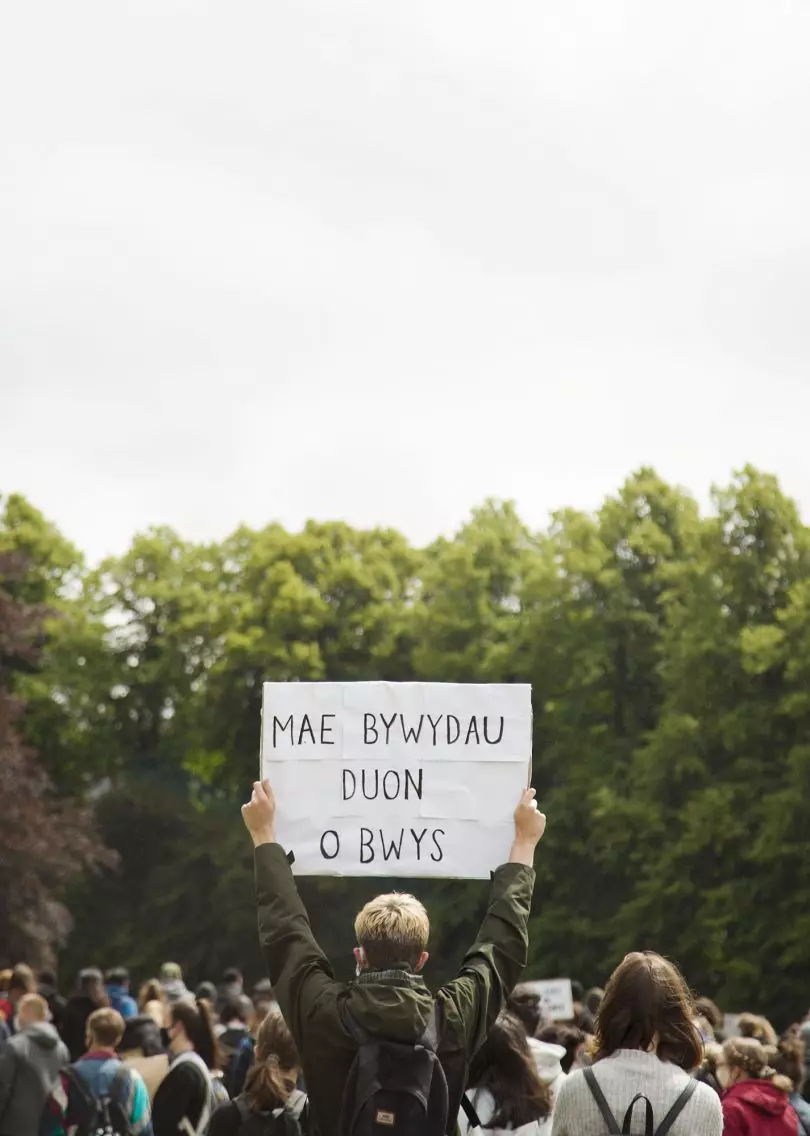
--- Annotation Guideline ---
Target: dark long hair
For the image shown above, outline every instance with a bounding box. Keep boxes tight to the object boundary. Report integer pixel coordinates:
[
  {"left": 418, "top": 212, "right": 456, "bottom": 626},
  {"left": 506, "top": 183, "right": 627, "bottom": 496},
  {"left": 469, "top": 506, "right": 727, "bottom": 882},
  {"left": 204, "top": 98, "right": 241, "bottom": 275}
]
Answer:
[
  {"left": 245, "top": 1012, "right": 301, "bottom": 1113},
  {"left": 170, "top": 1000, "right": 220, "bottom": 1071},
  {"left": 468, "top": 1013, "right": 551, "bottom": 1130},
  {"left": 594, "top": 952, "right": 702, "bottom": 1071},
  {"left": 76, "top": 968, "right": 108, "bottom": 1009}
]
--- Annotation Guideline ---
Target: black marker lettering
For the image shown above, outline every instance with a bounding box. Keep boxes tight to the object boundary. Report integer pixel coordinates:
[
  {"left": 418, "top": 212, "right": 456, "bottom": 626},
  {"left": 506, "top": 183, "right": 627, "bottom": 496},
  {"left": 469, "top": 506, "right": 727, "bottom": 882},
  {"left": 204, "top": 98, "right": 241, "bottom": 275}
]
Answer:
[
  {"left": 272, "top": 715, "right": 294, "bottom": 747},
  {"left": 383, "top": 770, "right": 401, "bottom": 799},
  {"left": 400, "top": 714, "right": 424, "bottom": 743},
  {"left": 320, "top": 830, "right": 340, "bottom": 859},
  {"left": 342, "top": 769, "right": 356, "bottom": 800},
  {"left": 298, "top": 713, "right": 316, "bottom": 745},
  {"left": 404, "top": 768, "right": 423, "bottom": 800},
  {"left": 361, "top": 768, "right": 379, "bottom": 800},
  {"left": 410, "top": 827, "right": 428, "bottom": 859},
  {"left": 427, "top": 714, "right": 443, "bottom": 745},
  {"left": 446, "top": 715, "right": 460, "bottom": 744},
  {"left": 483, "top": 715, "right": 504, "bottom": 745},
  {"left": 465, "top": 716, "right": 480, "bottom": 744},
  {"left": 360, "top": 827, "right": 375, "bottom": 863},
  {"left": 380, "top": 828, "right": 404, "bottom": 861},
  {"left": 430, "top": 828, "right": 445, "bottom": 861},
  {"left": 321, "top": 713, "right": 336, "bottom": 744},
  {"left": 380, "top": 713, "right": 397, "bottom": 744},
  {"left": 364, "top": 713, "right": 378, "bottom": 744}
]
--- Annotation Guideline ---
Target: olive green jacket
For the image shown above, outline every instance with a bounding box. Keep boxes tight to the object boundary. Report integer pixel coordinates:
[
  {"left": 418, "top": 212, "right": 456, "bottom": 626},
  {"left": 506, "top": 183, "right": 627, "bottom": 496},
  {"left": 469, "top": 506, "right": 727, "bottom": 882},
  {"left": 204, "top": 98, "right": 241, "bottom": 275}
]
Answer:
[{"left": 255, "top": 844, "right": 535, "bottom": 1136}]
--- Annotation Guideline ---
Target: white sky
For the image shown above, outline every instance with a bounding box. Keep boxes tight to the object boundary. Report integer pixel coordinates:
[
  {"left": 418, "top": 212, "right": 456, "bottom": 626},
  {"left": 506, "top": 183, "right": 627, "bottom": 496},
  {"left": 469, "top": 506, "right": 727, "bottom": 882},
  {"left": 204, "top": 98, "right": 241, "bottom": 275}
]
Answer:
[{"left": 2, "top": 1, "right": 809, "bottom": 564}]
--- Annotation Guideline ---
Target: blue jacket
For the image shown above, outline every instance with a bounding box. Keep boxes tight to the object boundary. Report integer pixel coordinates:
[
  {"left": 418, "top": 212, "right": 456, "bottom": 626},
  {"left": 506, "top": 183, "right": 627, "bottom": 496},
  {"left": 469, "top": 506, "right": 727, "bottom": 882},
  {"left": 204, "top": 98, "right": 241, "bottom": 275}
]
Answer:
[{"left": 106, "top": 985, "right": 138, "bottom": 1021}]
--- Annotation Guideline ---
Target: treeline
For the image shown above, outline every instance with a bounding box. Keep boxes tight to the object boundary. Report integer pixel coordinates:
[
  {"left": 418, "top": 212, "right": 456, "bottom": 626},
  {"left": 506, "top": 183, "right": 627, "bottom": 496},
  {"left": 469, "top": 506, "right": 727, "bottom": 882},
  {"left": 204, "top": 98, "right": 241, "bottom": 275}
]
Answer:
[{"left": 2, "top": 467, "right": 810, "bottom": 1023}]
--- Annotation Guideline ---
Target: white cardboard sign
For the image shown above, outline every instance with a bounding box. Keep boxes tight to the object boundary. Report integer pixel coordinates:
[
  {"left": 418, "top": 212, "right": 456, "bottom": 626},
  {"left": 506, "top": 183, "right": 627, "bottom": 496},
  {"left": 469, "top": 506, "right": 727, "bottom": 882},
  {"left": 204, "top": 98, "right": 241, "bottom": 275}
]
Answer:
[
  {"left": 260, "top": 681, "right": 532, "bottom": 878},
  {"left": 523, "top": 979, "right": 575, "bottom": 1022}
]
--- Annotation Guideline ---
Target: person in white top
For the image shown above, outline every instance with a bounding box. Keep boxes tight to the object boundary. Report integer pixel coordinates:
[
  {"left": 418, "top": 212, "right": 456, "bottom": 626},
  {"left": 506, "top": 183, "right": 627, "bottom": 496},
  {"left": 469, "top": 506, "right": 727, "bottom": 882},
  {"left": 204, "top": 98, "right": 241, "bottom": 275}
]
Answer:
[
  {"left": 551, "top": 951, "right": 722, "bottom": 1136},
  {"left": 507, "top": 986, "right": 568, "bottom": 1106},
  {"left": 459, "top": 1012, "right": 553, "bottom": 1135}
]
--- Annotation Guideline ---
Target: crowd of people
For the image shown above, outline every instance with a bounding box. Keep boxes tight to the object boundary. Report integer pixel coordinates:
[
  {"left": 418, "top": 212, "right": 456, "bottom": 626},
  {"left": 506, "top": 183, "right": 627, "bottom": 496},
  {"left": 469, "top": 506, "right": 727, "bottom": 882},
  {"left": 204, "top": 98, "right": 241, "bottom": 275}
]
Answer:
[{"left": 2, "top": 781, "right": 810, "bottom": 1135}]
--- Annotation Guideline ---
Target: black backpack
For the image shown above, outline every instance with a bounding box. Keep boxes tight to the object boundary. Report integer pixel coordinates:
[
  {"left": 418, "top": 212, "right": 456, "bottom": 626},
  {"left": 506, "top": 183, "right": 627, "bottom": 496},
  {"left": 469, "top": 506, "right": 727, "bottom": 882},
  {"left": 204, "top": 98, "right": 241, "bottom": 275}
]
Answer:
[
  {"left": 338, "top": 1009, "right": 448, "bottom": 1136},
  {"left": 63, "top": 1061, "right": 134, "bottom": 1136},
  {"left": 233, "top": 1092, "right": 308, "bottom": 1136},
  {"left": 584, "top": 1067, "right": 697, "bottom": 1136}
]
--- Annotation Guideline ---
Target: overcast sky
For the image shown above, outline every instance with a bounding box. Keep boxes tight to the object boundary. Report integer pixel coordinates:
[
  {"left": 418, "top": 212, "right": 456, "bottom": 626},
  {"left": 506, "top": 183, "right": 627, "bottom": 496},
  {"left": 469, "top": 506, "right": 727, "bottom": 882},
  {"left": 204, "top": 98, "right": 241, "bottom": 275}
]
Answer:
[{"left": 2, "top": 1, "right": 809, "bottom": 564}]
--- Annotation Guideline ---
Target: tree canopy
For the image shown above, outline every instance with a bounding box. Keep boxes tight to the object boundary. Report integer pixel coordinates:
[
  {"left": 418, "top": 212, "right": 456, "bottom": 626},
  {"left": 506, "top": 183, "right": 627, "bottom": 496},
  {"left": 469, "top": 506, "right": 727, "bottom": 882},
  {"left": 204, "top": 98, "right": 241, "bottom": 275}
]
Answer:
[{"left": 2, "top": 469, "right": 810, "bottom": 1023}]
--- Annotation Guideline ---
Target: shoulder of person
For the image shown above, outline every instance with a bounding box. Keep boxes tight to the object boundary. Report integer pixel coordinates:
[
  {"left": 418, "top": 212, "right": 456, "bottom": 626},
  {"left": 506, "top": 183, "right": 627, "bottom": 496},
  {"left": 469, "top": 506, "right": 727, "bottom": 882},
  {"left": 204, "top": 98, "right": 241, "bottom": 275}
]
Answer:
[
  {"left": 208, "top": 1098, "right": 243, "bottom": 1135},
  {"left": 687, "top": 1078, "right": 723, "bottom": 1118},
  {"left": 554, "top": 1065, "right": 586, "bottom": 1098}
]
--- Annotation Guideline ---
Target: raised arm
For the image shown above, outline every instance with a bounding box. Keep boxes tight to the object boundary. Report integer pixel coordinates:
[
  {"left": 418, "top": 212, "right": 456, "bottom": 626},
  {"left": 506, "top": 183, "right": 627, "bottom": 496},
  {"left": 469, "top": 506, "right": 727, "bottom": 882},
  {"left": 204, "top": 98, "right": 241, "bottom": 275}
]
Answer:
[
  {"left": 439, "top": 787, "right": 546, "bottom": 1058},
  {"left": 242, "top": 779, "right": 335, "bottom": 1045}
]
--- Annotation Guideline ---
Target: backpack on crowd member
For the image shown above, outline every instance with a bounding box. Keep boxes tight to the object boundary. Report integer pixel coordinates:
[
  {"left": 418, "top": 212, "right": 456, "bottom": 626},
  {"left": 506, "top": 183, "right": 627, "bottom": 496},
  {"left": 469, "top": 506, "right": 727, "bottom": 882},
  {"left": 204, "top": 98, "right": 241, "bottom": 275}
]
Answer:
[
  {"left": 63, "top": 1061, "right": 135, "bottom": 1136},
  {"left": 337, "top": 1009, "right": 448, "bottom": 1136},
  {"left": 232, "top": 1089, "right": 308, "bottom": 1136},
  {"left": 583, "top": 1068, "right": 697, "bottom": 1136}
]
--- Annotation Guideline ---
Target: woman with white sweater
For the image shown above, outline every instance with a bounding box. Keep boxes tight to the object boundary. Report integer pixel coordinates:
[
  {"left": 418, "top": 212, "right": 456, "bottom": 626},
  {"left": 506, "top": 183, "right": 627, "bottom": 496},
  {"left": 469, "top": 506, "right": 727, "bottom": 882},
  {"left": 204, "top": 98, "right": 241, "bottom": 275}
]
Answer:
[{"left": 551, "top": 952, "right": 722, "bottom": 1136}]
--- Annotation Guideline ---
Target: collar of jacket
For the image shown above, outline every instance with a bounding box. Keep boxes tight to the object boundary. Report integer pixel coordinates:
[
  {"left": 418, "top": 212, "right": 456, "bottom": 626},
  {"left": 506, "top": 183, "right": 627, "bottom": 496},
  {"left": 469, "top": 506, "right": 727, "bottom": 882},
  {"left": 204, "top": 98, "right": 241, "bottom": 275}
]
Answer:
[{"left": 356, "top": 966, "right": 424, "bottom": 988}]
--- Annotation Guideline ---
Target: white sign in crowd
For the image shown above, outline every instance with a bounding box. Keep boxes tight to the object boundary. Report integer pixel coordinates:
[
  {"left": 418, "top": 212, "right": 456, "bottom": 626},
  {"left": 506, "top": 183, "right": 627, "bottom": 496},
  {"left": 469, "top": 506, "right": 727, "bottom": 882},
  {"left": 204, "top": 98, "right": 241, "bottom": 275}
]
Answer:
[
  {"left": 522, "top": 978, "right": 575, "bottom": 1022},
  {"left": 260, "top": 681, "right": 532, "bottom": 878}
]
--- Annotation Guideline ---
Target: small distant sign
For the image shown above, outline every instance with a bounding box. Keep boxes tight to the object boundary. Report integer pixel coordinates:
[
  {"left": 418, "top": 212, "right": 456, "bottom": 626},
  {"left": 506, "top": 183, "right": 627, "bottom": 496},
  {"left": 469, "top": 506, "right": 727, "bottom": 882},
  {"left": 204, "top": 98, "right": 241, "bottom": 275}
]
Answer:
[{"left": 524, "top": 978, "right": 575, "bottom": 1022}]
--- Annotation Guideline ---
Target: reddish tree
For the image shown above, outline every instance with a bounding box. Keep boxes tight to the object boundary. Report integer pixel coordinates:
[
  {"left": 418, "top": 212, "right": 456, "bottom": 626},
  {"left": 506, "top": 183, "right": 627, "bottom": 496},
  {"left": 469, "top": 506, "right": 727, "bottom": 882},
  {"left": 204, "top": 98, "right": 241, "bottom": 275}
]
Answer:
[{"left": 0, "top": 552, "right": 113, "bottom": 968}]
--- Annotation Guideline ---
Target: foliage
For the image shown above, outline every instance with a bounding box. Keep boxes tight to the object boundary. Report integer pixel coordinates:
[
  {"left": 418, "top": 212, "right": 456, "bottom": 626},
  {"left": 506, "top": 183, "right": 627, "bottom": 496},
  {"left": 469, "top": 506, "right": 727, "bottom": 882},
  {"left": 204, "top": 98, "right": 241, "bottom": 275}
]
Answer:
[
  {"left": 4, "top": 471, "right": 810, "bottom": 1022},
  {"left": 0, "top": 548, "right": 112, "bottom": 968}
]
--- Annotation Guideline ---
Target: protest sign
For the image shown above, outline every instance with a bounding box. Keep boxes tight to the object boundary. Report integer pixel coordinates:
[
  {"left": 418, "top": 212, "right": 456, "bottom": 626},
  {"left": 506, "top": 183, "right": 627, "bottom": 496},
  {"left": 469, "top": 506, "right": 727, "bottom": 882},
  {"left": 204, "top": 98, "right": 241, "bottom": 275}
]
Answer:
[
  {"left": 260, "top": 681, "right": 532, "bottom": 878},
  {"left": 523, "top": 979, "right": 575, "bottom": 1022}
]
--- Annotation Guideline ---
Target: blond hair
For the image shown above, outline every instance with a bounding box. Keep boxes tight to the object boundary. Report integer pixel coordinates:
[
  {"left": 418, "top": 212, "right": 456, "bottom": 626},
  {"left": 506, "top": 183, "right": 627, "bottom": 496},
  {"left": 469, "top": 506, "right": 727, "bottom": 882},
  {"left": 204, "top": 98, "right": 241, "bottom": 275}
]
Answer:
[
  {"left": 723, "top": 1036, "right": 793, "bottom": 1094},
  {"left": 19, "top": 993, "right": 48, "bottom": 1022},
  {"left": 355, "top": 892, "right": 429, "bottom": 970},
  {"left": 87, "top": 1007, "right": 125, "bottom": 1049}
]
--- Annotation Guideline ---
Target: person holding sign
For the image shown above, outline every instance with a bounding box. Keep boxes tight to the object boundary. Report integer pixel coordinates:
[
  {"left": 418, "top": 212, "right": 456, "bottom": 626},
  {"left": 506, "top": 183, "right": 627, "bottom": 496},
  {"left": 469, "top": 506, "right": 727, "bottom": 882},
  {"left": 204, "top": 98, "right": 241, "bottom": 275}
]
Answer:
[{"left": 242, "top": 779, "right": 545, "bottom": 1136}]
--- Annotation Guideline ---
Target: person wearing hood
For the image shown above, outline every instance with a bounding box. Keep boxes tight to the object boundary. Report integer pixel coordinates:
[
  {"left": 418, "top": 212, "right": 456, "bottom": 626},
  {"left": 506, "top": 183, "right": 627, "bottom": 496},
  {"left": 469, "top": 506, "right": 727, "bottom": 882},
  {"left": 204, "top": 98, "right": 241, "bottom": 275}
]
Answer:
[
  {"left": 159, "top": 963, "right": 194, "bottom": 1006},
  {"left": 717, "top": 1037, "right": 799, "bottom": 1136},
  {"left": 0, "top": 994, "right": 69, "bottom": 1136},
  {"left": 242, "top": 778, "right": 545, "bottom": 1136}
]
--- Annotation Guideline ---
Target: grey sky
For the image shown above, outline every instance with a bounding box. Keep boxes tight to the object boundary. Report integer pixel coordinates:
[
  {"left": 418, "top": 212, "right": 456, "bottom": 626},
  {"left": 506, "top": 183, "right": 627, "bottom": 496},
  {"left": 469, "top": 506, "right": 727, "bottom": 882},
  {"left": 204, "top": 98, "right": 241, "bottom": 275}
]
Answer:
[{"left": 2, "top": 1, "right": 809, "bottom": 564}]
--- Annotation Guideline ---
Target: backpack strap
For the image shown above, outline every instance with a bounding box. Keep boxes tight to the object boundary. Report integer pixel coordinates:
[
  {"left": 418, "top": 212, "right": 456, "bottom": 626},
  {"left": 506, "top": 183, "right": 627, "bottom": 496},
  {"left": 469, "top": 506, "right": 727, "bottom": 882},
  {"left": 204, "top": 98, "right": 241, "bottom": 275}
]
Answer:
[
  {"left": 653, "top": 1079, "right": 697, "bottom": 1136},
  {"left": 234, "top": 1095, "right": 252, "bottom": 1123},
  {"left": 63, "top": 1064, "right": 99, "bottom": 1112},
  {"left": 621, "top": 1093, "right": 654, "bottom": 1136},
  {"left": 459, "top": 1093, "right": 483, "bottom": 1130},
  {"left": 584, "top": 1067, "right": 621, "bottom": 1135}
]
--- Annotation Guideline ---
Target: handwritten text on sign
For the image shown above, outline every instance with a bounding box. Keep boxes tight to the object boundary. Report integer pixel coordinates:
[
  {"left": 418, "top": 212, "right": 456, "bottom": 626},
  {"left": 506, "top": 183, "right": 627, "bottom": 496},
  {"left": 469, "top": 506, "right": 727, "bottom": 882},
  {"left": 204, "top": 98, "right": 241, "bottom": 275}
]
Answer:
[{"left": 260, "top": 682, "right": 532, "bottom": 878}]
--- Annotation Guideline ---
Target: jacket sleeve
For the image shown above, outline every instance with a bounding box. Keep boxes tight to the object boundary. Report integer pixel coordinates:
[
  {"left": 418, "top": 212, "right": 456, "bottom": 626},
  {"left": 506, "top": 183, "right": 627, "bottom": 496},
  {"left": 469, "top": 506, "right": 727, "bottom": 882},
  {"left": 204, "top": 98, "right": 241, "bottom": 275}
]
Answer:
[
  {"left": 254, "top": 843, "right": 336, "bottom": 1046},
  {"left": 721, "top": 1098, "right": 749, "bottom": 1136},
  {"left": 125, "top": 1068, "right": 153, "bottom": 1136},
  {"left": 437, "top": 861, "right": 535, "bottom": 1059}
]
